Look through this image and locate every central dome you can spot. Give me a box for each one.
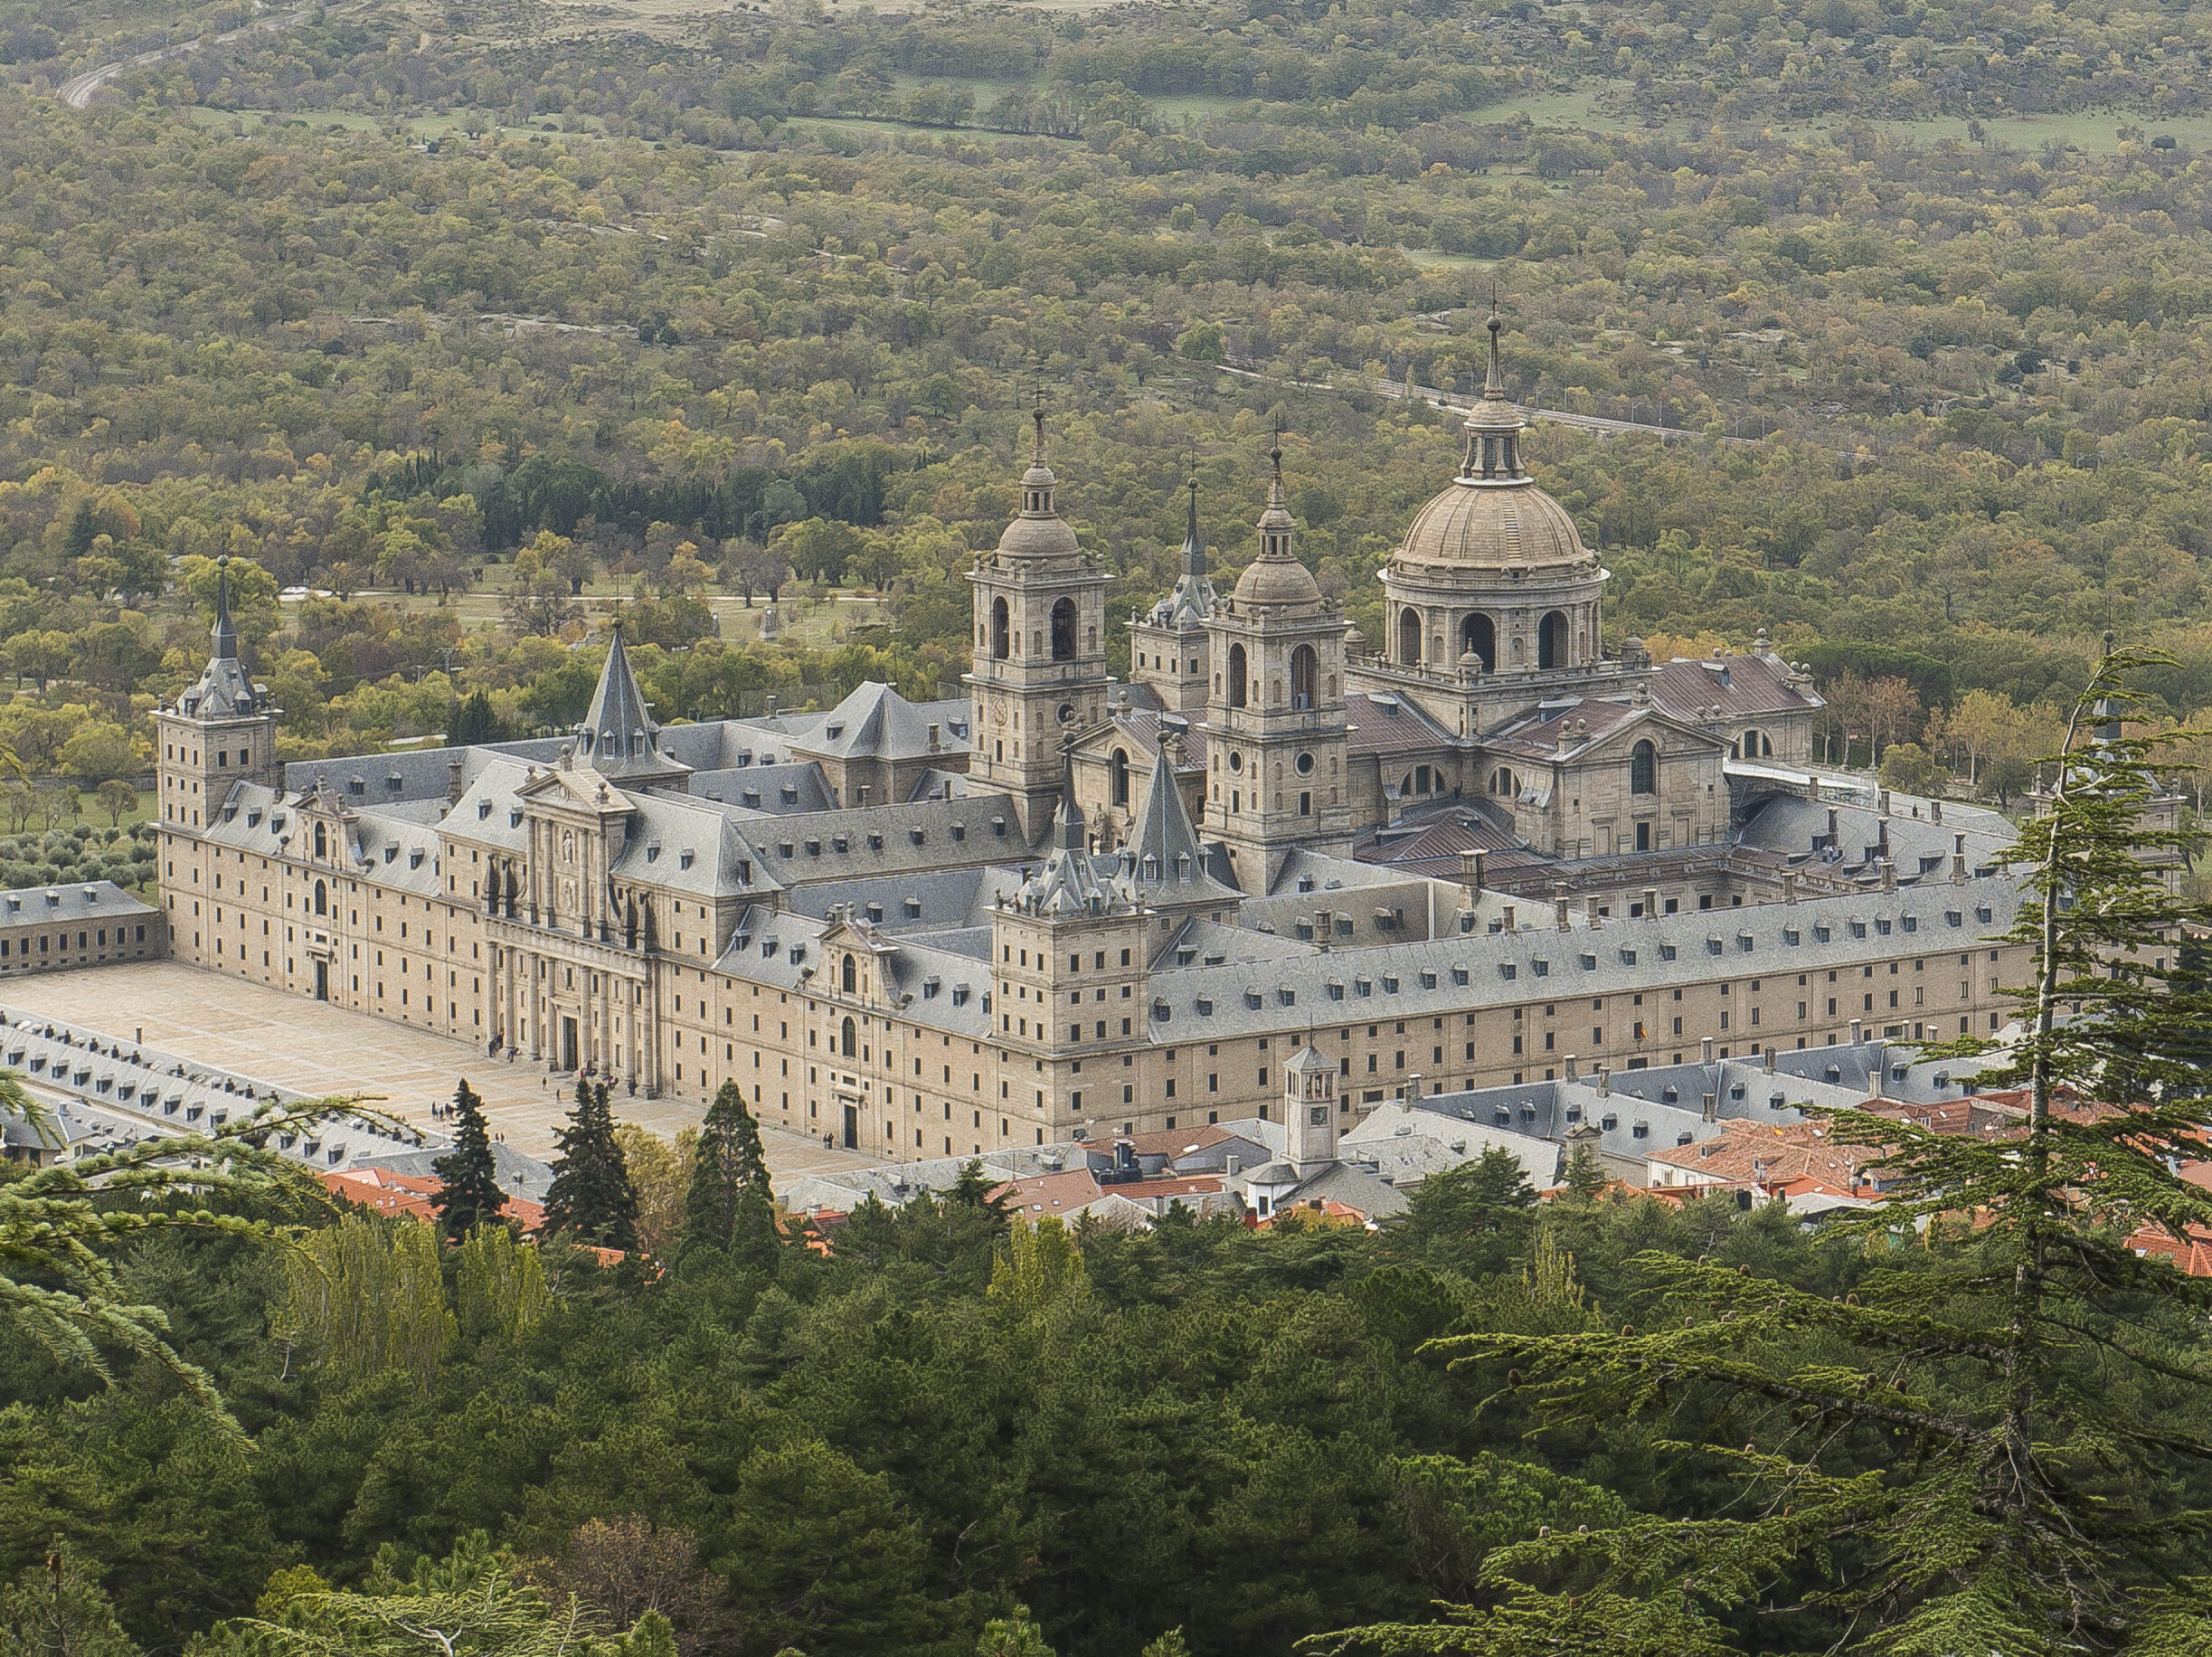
[1398,477,1589,572]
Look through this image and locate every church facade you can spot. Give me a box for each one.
[157,329,2034,1157]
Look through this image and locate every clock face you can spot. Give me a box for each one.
[1055,702,1075,724]
[990,698,1008,724]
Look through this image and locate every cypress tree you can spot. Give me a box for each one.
[1321,649,2212,1656]
[449,688,503,746]
[430,1078,507,1243]
[679,1080,778,1267]
[541,1080,640,1251]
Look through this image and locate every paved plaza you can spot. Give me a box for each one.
[0,961,871,1176]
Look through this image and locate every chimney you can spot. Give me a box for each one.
[1501,904,1516,933]
[1701,1091,1717,1122]
[1763,1046,1776,1074]
[1879,857,1896,893]
[1555,885,1572,931]
[1879,789,1891,818]
[766,694,778,716]
[1931,800,1943,825]
[1826,805,1839,847]
[1460,847,1487,895]
[1701,1036,1715,1064]
[1782,869,1799,904]
[1585,895,1602,930]
[1642,885,1659,920]
[1952,831,1969,883]
[1224,1154,1241,1178]
[1565,1055,1579,1080]
[1595,1065,1610,1096]
[1850,1018,1864,1044]
[1867,1046,1886,1101]
[927,722,941,750]
[447,755,465,807]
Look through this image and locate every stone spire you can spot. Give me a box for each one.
[1123,744,1236,903]
[1016,752,1120,916]
[212,553,238,662]
[1149,474,1219,628]
[1460,301,1528,482]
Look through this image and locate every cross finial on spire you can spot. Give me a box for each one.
[210,552,238,662]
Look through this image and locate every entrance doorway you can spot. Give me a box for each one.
[560,1016,579,1072]
[842,1103,858,1150]
[312,960,328,1002]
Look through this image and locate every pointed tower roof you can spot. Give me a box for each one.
[995,396,1082,563]
[1459,301,1530,468]
[576,622,685,782]
[1123,746,1240,904]
[1234,438,1320,608]
[1149,475,1219,629]
[1016,756,1123,917]
[174,554,260,720]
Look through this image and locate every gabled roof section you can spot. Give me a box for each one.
[789,681,957,764]
[1650,649,1821,723]
[1345,692,1456,759]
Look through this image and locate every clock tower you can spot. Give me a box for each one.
[966,404,1111,842]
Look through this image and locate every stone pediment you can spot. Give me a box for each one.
[516,764,636,817]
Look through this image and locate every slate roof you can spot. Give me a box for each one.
[1345,692,1457,759]
[787,682,963,764]
[1120,740,1239,907]
[1649,650,1821,722]
[0,881,156,924]
[733,793,1039,887]
[689,762,838,816]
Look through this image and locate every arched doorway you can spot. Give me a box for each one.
[990,597,1010,659]
[1290,644,1318,709]
[1226,643,1248,707]
[1398,607,1423,666]
[1050,597,1075,661]
[1538,610,1567,670]
[1461,613,1496,672]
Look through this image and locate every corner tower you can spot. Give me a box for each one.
[156,555,279,835]
[1199,445,1352,893]
[966,402,1111,840]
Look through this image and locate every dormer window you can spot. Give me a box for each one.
[867,833,884,851]
[742,791,761,808]
[780,785,799,804]
[477,800,492,819]
[647,843,662,863]
[509,810,524,828]
[832,836,848,853]
[679,851,695,870]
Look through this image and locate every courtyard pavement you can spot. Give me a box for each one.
[0,961,873,1175]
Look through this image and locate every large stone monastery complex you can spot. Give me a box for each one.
[156,326,2035,1156]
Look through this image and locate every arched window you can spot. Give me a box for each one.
[313,821,326,859]
[990,597,1010,659]
[312,878,326,917]
[1739,727,1772,759]
[1631,740,1657,796]
[1398,607,1423,666]
[1538,610,1567,670]
[840,1016,856,1058]
[1489,767,1518,798]
[1461,613,1496,672]
[1290,644,1318,709]
[1414,764,1432,795]
[1226,643,1248,708]
[841,953,857,994]
[1110,749,1130,807]
[1050,597,1076,661]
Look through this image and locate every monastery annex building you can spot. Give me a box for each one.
[156,326,2033,1156]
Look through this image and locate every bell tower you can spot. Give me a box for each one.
[966,402,1111,841]
[1200,446,1352,894]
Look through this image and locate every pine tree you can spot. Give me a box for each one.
[450,688,502,746]
[1320,649,2212,1656]
[678,1080,778,1267]
[430,1079,507,1244]
[541,1080,640,1252]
